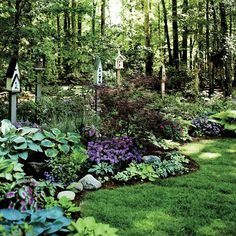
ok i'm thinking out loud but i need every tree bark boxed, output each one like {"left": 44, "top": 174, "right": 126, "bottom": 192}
{"left": 161, "top": 0, "right": 172, "bottom": 65}
{"left": 144, "top": 0, "right": 153, "bottom": 75}
{"left": 172, "top": 0, "right": 179, "bottom": 68}
{"left": 101, "top": 0, "right": 105, "bottom": 36}
{"left": 219, "top": 1, "right": 232, "bottom": 97}
{"left": 181, "top": 0, "right": 188, "bottom": 65}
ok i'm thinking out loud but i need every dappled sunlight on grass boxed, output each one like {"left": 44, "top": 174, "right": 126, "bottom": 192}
{"left": 196, "top": 219, "right": 228, "bottom": 236}
{"left": 199, "top": 152, "right": 221, "bottom": 160}
{"left": 133, "top": 210, "right": 181, "bottom": 235}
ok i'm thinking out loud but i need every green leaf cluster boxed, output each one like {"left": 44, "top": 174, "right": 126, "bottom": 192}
{"left": 68, "top": 216, "right": 118, "bottom": 236}
{"left": 210, "top": 110, "right": 236, "bottom": 133}
{"left": 45, "top": 196, "right": 80, "bottom": 217}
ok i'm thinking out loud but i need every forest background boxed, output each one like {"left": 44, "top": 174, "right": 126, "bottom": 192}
{"left": 0, "top": 0, "right": 235, "bottom": 97}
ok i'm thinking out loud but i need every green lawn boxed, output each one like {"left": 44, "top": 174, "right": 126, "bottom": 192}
{"left": 80, "top": 139, "right": 236, "bottom": 236}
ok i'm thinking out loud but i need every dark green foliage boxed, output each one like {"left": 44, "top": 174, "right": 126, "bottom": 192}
{"left": 46, "top": 148, "right": 87, "bottom": 185}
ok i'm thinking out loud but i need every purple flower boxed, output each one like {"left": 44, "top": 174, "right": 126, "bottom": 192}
{"left": 5, "top": 191, "right": 16, "bottom": 199}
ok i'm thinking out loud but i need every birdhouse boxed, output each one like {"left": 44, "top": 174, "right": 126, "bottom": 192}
{"left": 6, "top": 58, "right": 21, "bottom": 93}
{"left": 115, "top": 51, "right": 125, "bottom": 69}
{"left": 94, "top": 57, "right": 103, "bottom": 85}
{"left": 35, "top": 55, "right": 46, "bottom": 71}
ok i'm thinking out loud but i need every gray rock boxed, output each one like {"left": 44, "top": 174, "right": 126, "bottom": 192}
{"left": 142, "top": 155, "right": 161, "bottom": 164}
{"left": 67, "top": 182, "right": 83, "bottom": 191}
{"left": 79, "top": 174, "right": 102, "bottom": 190}
{"left": 57, "top": 191, "right": 75, "bottom": 200}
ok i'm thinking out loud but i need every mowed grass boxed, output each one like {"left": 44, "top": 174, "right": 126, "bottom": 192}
{"left": 80, "top": 139, "right": 236, "bottom": 236}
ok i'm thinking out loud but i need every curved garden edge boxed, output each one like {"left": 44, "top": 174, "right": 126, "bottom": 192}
{"left": 79, "top": 138, "right": 236, "bottom": 236}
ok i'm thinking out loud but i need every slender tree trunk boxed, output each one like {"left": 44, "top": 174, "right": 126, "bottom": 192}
{"left": 189, "top": 35, "right": 194, "bottom": 69}
{"left": 13, "top": 0, "right": 22, "bottom": 60}
{"left": 206, "top": 0, "right": 213, "bottom": 97}
{"left": 71, "top": 0, "right": 76, "bottom": 48}
{"left": 181, "top": 0, "right": 188, "bottom": 66}
{"left": 101, "top": 0, "right": 105, "bottom": 36}
{"left": 57, "top": 15, "right": 61, "bottom": 67}
{"left": 198, "top": 1, "right": 204, "bottom": 89}
{"left": 144, "top": 0, "right": 153, "bottom": 75}
{"left": 219, "top": 1, "right": 232, "bottom": 96}
{"left": 78, "top": 15, "right": 82, "bottom": 46}
{"left": 172, "top": 0, "right": 179, "bottom": 68}
{"left": 92, "top": 0, "right": 96, "bottom": 35}
{"left": 161, "top": 0, "right": 172, "bottom": 65}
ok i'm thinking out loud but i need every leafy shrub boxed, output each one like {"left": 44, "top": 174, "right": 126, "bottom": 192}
{"left": 87, "top": 136, "right": 142, "bottom": 166}
{"left": 113, "top": 152, "right": 189, "bottom": 182}
{"left": 210, "top": 110, "right": 236, "bottom": 134}
{"left": 191, "top": 116, "right": 223, "bottom": 137}
{"left": 0, "top": 120, "right": 82, "bottom": 162}
{"left": 45, "top": 196, "right": 80, "bottom": 217}
{"left": 45, "top": 148, "right": 87, "bottom": 185}
{"left": 68, "top": 216, "right": 118, "bottom": 236}
{"left": 0, "top": 157, "right": 25, "bottom": 182}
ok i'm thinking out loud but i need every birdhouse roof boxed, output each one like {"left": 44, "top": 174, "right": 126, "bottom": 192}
{"left": 115, "top": 54, "right": 125, "bottom": 61}
{"left": 6, "top": 58, "right": 18, "bottom": 78}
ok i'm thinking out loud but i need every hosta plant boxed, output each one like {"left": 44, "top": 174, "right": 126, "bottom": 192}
{"left": 0, "top": 119, "right": 82, "bottom": 162}
{"left": 210, "top": 110, "right": 236, "bottom": 133}
{"left": 68, "top": 216, "right": 118, "bottom": 236}
{"left": 0, "top": 207, "right": 70, "bottom": 236}
{"left": 45, "top": 196, "right": 80, "bottom": 217}
{"left": 0, "top": 157, "right": 25, "bottom": 182}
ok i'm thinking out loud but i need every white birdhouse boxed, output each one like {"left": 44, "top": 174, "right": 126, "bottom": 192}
{"left": 115, "top": 50, "right": 124, "bottom": 69}
{"left": 95, "top": 57, "right": 103, "bottom": 85}
{"left": 6, "top": 58, "right": 21, "bottom": 93}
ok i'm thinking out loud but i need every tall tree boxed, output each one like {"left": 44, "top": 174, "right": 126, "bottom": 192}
{"left": 144, "top": 0, "right": 153, "bottom": 75}
{"left": 101, "top": 0, "right": 105, "bottom": 35}
{"left": 181, "top": 0, "right": 188, "bottom": 65}
{"left": 219, "top": 1, "right": 232, "bottom": 96}
{"left": 161, "top": 0, "right": 172, "bottom": 65}
{"left": 172, "top": 0, "right": 179, "bottom": 68}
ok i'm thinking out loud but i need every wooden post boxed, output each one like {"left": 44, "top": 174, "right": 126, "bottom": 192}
{"left": 35, "top": 72, "right": 42, "bottom": 101}
{"left": 9, "top": 93, "right": 17, "bottom": 123}
{"left": 116, "top": 69, "right": 121, "bottom": 87}
{"left": 161, "top": 64, "right": 167, "bottom": 97}
{"left": 115, "top": 50, "right": 124, "bottom": 87}
{"left": 6, "top": 58, "right": 21, "bottom": 123}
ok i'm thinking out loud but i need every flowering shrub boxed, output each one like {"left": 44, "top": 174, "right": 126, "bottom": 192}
{"left": 87, "top": 137, "right": 142, "bottom": 165}
{"left": 191, "top": 116, "right": 223, "bottom": 137}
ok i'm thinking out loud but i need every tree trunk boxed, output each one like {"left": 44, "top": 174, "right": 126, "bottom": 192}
{"left": 161, "top": 0, "right": 172, "bottom": 65}
{"left": 71, "top": 0, "right": 76, "bottom": 48}
{"left": 92, "top": 0, "right": 96, "bottom": 35}
{"left": 181, "top": 0, "right": 188, "bottom": 66}
{"left": 144, "top": 0, "right": 153, "bottom": 75}
{"left": 198, "top": 1, "right": 204, "bottom": 89}
{"left": 219, "top": 1, "right": 232, "bottom": 97}
{"left": 101, "top": 0, "right": 105, "bottom": 36}
{"left": 13, "top": 0, "right": 22, "bottom": 60}
{"left": 172, "top": 0, "right": 179, "bottom": 68}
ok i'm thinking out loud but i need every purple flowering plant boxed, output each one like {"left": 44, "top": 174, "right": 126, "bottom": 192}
{"left": 191, "top": 116, "right": 223, "bottom": 137}
{"left": 87, "top": 136, "right": 142, "bottom": 166}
